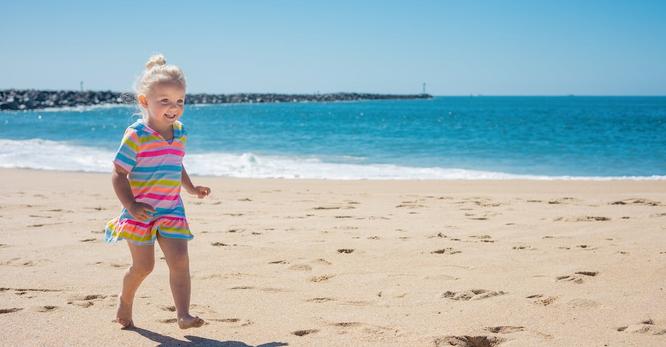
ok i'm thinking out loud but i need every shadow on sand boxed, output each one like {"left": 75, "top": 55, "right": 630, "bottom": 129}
{"left": 127, "top": 326, "right": 289, "bottom": 347}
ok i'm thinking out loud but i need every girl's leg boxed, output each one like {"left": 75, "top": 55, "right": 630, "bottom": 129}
{"left": 115, "top": 241, "right": 155, "bottom": 328}
{"left": 156, "top": 235, "right": 204, "bottom": 329}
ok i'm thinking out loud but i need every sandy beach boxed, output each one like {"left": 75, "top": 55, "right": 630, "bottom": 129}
{"left": 1, "top": 168, "right": 665, "bottom": 346}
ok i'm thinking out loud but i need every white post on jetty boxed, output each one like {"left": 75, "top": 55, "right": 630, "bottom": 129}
{"left": 422, "top": 82, "right": 426, "bottom": 95}
{"left": 80, "top": 81, "right": 84, "bottom": 92}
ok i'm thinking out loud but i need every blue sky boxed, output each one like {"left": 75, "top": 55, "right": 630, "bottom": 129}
{"left": 1, "top": 0, "right": 665, "bottom": 95}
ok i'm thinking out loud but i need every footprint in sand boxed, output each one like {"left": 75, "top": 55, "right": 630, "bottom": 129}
{"left": 468, "top": 235, "right": 495, "bottom": 243}
{"left": 512, "top": 245, "right": 535, "bottom": 250}
{"left": 610, "top": 198, "right": 661, "bottom": 206}
{"left": 311, "top": 258, "right": 332, "bottom": 265}
{"left": 292, "top": 329, "right": 319, "bottom": 336}
{"left": 396, "top": 201, "right": 426, "bottom": 208}
{"left": 556, "top": 271, "right": 598, "bottom": 284}
{"left": 485, "top": 326, "right": 525, "bottom": 334}
{"left": 306, "top": 297, "right": 336, "bottom": 303}
{"left": 547, "top": 197, "right": 579, "bottom": 204}
{"left": 433, "top": 335, "right": 505, "bottom": 347}
{"left": 527, "top": 294, "right": 558, "bottom": 306}
{"left": 337, "top": 248, "right": 354, "bottom": 254}
{"left": 313, "top": 205, "right": 351, "bottom": 210}
{"left": 575, "top": 244, "right": 598, "bottom": 250}
{"left": 0, "top": 258, "right": 38, "bottom": 267}
{"left": 33, "top": 305, "right": 58, "bottom": 312}
{"left": 1, "top": 287, "right": 62, "bottom": 294}
{"left": 310, "top": 274, "right": 335, "bottom": 282}
{"left": 441, "top": 289, "right": 507, "bottom": 301}
{"left": 431, "top": 248, "right": 462, "bottom": 255}
{"left": 555, "top": 216, "right": 611, "bottom": 222}
{"left": 617, "top": 319, "right": 666, "bottom": 335}
{"left": 0, "top": 308, "right": 23, "bottom": 314}
{"left": 331, "top": 321, "right": 363, "bottom": 328}
{"left": 468, "top": 216, "right": 489, "bottom": 221}
{"left": 67, "top": 294, "right": 107, "bottom": 308}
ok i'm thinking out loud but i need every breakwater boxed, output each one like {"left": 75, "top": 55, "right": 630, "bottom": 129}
{"left": 0, "top": 89, "right": 432, "bottom": 110}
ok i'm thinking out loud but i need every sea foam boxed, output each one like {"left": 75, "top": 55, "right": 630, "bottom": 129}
{"left": 1, "top": 139, "right": 664, "bottom": 180}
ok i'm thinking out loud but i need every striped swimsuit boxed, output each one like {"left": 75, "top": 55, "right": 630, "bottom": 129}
{"left": 105, "top": 119, "right": 192, "bottom": 245}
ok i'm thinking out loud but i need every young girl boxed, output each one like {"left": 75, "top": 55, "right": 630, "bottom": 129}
{"left": 105, "top": 54, "right": 211, "bottom": 329}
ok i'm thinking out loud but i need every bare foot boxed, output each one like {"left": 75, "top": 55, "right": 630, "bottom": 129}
{"left": 114, "top": 295, "right": 134, "bottom": 329}
{"left": 178, "top": 314, "right": 205, "bottom": 329}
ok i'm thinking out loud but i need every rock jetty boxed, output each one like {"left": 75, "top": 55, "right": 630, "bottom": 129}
{"left": 0, "top": 89, "right": 432, "bottom": 111}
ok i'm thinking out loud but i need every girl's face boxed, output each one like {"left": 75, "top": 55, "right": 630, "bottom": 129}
{"left": 139, "top": 82, "right": 186, "bottom": 128}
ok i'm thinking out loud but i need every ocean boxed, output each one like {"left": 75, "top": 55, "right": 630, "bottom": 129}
{"left": 1, "top": 96, "right": 665, "bottom": 180}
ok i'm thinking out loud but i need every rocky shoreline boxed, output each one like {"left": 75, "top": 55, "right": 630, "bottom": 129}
{"left": 0, "top": 89, "right": 432, "bottom": 110}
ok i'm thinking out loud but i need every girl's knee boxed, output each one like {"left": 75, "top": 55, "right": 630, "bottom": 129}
{"left": 130, "top": 261, "right": 154, "bottom": 277}
{"left": 167, "top": 253, "right": 189, "bottom": 272}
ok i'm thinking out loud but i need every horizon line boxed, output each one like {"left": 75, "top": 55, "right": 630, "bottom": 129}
{"left": 1, "top": 88, "right": 665, "bottom": 98}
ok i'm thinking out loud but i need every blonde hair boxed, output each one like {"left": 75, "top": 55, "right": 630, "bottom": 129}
{"left": 133, "top": 53, "right": 186, "bottom": 118}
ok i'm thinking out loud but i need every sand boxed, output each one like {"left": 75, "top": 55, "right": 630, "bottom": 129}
{"left": 1, "top": 168, "right": 665, "bottom": 346}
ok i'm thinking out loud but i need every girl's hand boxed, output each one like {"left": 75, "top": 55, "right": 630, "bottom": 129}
{"left": 192, "top": 186, "right": 211, "bottom": 199}
{"left": 128, "top": 202, "right": 156, "bottom": 220}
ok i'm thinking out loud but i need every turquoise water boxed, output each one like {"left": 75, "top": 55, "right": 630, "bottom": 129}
{"left": 1, "top": 96, "right": 665, "bottom": 179}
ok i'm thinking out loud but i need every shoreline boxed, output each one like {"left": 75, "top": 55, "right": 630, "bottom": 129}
{"left": 2, "top": 166, "right": 665, "bottom": 183}
{"left": 4, "top": 167, "right": 666, "bottom": 193}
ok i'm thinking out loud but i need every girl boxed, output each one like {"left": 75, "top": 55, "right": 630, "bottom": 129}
{"left": 105, "top": 54, "right": 211, "bottom": 329}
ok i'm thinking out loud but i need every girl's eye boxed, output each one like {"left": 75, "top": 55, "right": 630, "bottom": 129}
{"left": 160, "top": 99, "right": 169, "bottom": 104}
{"left": 177, "top": 100, "right": 184, "bottom": 104}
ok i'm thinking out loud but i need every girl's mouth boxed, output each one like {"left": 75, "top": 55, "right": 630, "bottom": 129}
{"left": 164, "top": 113, "right": 177, "bottom": 120}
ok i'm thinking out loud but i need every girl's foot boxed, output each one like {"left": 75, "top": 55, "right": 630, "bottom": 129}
{"left": 114, "top": 295, "right": 134, "bottom": 329}
{"left": 178, "top": 314, "right": 205, "bottom": 329}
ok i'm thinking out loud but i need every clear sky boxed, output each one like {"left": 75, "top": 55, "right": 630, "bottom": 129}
{"left": 1, "top": 0, "right": 665, "bottom": 95}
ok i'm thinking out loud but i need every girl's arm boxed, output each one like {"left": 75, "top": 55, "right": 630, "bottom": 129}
{"left": 181, "top": 166, "right": 196, "bottom": 195}
{"left": 111, "top": 164, "right": 154, "bottom": 220}
{"left": 182, "top": 166, "right": 211, "bottom": 198}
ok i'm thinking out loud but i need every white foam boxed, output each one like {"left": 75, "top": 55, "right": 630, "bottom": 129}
{"left": 0, "top": 139, "right": 664, "bottom": 180}
{"left": 0, "top": 139, "right": 114, "bottom": 172}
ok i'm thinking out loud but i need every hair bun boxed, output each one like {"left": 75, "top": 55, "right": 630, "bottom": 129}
{"left": 145, "top": 54, "right": 167, "bottom": 70}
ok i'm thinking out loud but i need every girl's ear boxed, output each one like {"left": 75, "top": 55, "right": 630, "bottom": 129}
{"left": 138, "top": 94, "right": 148, "bottom": 107}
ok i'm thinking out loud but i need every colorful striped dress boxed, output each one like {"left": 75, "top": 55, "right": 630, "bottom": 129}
{"left": 105, "top": 119, "right": 192, "bottom": 245}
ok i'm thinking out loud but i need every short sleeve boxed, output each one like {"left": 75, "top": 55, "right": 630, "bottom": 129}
{"left": 113, "top": 128, "right": 140, "bottom": 173}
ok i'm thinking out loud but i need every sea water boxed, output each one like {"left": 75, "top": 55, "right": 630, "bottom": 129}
{"left": 1, "top": 96, "right": 665, "bottom": 179}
